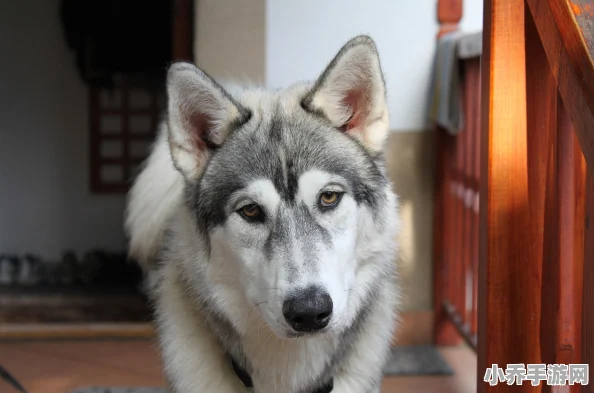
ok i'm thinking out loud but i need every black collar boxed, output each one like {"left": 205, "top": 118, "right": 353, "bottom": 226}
{"left": 230, "top": 356, "right": 334, "bottom": 393}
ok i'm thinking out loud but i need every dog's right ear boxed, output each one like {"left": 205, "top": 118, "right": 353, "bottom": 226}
{"left": 166, "top": 63, "right": 251, "bottom": 182}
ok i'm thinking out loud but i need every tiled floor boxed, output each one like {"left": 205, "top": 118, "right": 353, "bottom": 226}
{"left": 0, "top": 340, "right": 477, "bottom": 393}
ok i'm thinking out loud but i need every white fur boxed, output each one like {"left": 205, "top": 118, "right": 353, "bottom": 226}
{"left": 125, "top": 36, "right": 401, "bottom": 393}
{"left": 124, "top": 124, "right": 183, "bottom": 271}
{"left": 154, "top": 190, "right": 400, "bottom": 393}
{"left": 212, "top": 169, "right": 359, "bottom": 337}
{"left": 124, "top": 78, "right": 253, "bottom": 272}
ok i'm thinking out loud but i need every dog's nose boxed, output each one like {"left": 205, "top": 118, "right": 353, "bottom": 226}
{"left": 282, "top": 286, "right": 333, "bottom": 332}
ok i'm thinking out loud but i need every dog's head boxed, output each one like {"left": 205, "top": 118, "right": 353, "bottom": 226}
{"left": 167, "top": 36, "right": 398, "bottom": 338}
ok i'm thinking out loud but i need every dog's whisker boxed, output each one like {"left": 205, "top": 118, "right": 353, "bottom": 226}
{"left": 257, "top": 319, "right": 267, "bottom": 336}
{"left": 248, "top": 301, "right": 267, "bottom": 320}
{"left": 260, "top": 287, "right": 281, "bottom": 291}
{"left": 203, "top": 307, "right": 215, "bottom": 328}
{"left": 257, "top": 331, "right": 277, "bottom": 358}
{"left": 244, "top": 301, "right": 267, "bottom": 335}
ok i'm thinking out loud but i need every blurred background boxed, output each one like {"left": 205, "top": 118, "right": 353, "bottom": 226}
{"left": 5, "top": 2, "right": 592, "bottom": 393}
{"left": 0, "top": 1, "right": 483, "bottom": 392}
{"left": 0, "top": 0, "right": 482, "bottom": 325}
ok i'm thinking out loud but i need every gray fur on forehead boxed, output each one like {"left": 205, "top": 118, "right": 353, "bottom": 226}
{"left": 192, "top": 86, "right": 388, "bottom": 233}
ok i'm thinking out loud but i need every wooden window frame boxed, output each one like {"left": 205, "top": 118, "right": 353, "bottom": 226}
{"left": 89, "top": 0, "right": 193, "bottom": 194}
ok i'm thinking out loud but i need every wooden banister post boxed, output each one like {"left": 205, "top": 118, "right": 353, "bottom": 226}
{"left": 478, "top": 0, "right": 545, "bottom": 391}
{"left": 438, "top": 0, "right": 463, "bottom": 37}
{"left": 433, "top": 0, "right": 465, "bottom": 346}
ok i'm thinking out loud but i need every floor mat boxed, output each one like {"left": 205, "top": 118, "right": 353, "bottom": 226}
{"left": 68, "top": 346, "right": 453, "bottom": 393}
{"left": 383, "top": 345, "right": 454, "bottom": 376}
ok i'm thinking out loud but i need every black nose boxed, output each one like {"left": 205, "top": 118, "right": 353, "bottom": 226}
{"left": 282, "top": 286, "right": 333, "bottom": 332}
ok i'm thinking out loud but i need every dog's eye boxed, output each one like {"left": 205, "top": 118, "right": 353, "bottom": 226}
{"left": 238, "top": 203, "right": 263, "bottom": 221}
{"left": 319, "top": 191, "right": 341, "bottom": 208}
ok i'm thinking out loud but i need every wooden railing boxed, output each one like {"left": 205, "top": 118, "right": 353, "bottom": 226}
{"left": 433, "top": 53, "right": 482, "bottom": 349}
{"left": 433, "top": 0, "right": 594, "bottom": 392}
{"left": 433, "top": 1, "right": 482, "bottom": 351}
{"left": 478, "top": 0, "right": 594, "bottom": 392}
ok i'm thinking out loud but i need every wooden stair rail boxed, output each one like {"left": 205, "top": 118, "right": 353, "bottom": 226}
{"left": 526, "top": 0, "right": 594, "bottom": 170}
{"left": 433, "top": 0, "right": 468, "bottom": 347}
{"left": 479, "top": 0, "right": 593, "bottom": 392}
{"left": 432, "top": 0, "right": 485, "bottom": 349}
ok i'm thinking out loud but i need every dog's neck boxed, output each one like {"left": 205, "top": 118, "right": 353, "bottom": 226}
{"left": 228, "top": 353, "right": 334, "bottom": 393}
{"left": 181, "top": 269, "right": 378, "bottom": 393}
{"left": 187, "top": 276, "right": 378, "bottom": 393}
{"left": 196, "top": 295, "right": 338, "bottom": 393}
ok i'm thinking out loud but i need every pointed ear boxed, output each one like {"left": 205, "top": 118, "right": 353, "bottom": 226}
{"left": 302, "top": 36, "right": 390, "bottom": 154}
{"left": 166, "top": 63, "right": 251, "bottom": 182}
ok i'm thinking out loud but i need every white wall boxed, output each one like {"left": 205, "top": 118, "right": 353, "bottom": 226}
{"left": 194, "top": 0, "right": 266, "bottom": 84}
{"left": 461, "top": 0, "right": 484, "bottom": 33}
{"left": 0, "top": 0, "right": 126, "bottom": 260}
{"left": 266, "top": 0, "right": 483, "bottom": 131}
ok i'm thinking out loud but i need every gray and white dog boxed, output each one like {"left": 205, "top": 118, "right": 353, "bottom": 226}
{"left": 125, "top": 35, "right": 402, "bottom": 393}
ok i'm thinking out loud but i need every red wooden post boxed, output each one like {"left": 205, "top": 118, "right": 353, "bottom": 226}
{"left": 478, "top": 0, "right": 544, "bottom": 391}
{"left": 470, "top": 59, "right": 481, "bottom": 335}
{"left": 583, "top": 170, "right": 594, "bottom": 393}
{"left": 433, "top": 0, "right": 465, "bottom": 346}
{"left": 480, "top": 0, "right": 594, "bottom": 391}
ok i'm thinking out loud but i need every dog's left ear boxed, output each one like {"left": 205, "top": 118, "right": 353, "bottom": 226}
{"left": 302, "top": 36, "right": 389, "bottom": 154}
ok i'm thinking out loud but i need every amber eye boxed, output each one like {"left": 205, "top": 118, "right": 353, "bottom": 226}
{"left": 239, "top": 203, "right": 263, "bottom": 221}
{"left": 319, "top": 191, "right": 340, "bottom": 207}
